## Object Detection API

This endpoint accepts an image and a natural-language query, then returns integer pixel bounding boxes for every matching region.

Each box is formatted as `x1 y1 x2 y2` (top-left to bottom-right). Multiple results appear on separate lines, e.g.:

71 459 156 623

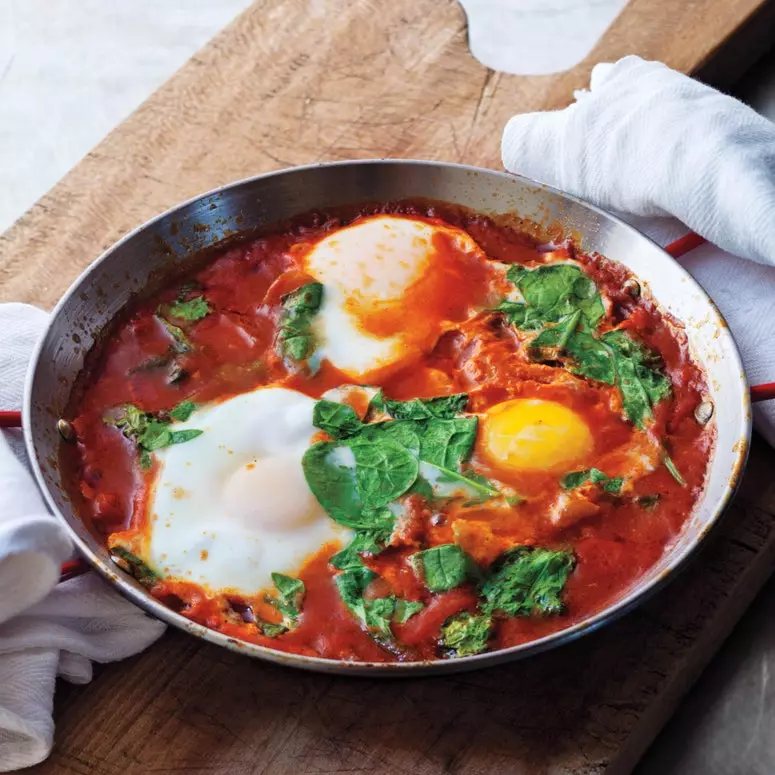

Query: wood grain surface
2 0 774 773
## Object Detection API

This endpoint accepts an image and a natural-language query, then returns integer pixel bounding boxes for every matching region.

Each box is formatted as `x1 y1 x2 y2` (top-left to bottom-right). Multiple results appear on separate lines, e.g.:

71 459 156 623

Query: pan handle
751 383 775 402
0 411 90 581
0 410 22 428
663 233 775 403
664 232 707 259
60 557 91 581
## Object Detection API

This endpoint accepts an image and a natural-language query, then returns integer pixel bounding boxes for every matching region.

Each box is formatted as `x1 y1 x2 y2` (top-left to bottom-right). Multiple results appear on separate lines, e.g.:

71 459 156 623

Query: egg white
303 214 484 380
146 387 351 596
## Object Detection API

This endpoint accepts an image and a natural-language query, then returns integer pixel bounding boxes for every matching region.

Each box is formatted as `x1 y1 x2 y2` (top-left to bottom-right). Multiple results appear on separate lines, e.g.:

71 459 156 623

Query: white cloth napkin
458 0 628 76
502 55 775 447
0 304 165 773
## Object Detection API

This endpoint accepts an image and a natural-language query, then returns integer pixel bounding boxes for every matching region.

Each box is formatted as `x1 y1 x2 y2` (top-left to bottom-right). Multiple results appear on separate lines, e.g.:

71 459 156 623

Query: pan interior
24 160 750 674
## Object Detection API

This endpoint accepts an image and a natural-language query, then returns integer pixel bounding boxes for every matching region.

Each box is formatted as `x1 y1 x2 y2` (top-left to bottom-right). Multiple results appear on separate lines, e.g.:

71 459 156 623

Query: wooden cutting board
3 1 775 772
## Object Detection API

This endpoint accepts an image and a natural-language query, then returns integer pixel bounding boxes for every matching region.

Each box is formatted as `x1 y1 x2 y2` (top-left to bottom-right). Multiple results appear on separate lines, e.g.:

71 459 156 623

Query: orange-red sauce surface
65 201 713 663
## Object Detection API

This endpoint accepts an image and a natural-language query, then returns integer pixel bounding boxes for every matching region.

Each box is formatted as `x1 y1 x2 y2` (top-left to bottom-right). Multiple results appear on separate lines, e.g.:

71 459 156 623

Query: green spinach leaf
269 572 305 625
105 403 148 438
500 264 616 384
302 441 402 533
110 547 158 586
139 449 152 470
418 417 478 469
481 547 575 617
565 330 615 383
408 475 435 501
168 296 211 321
356 508 396 534
529 310 582 354
496 299 545 330
302 442 364 526
662 450 686 487
169 400 197 422
414 544 472 592
364 596 397 639
277 282 324 363
506 264 605 327
256 573 305 639
259 622 288 638
140 423 202 451
139 420 173 451
419 462 500 503
329 530 387 570
382 393 469 420
313 399 364 439
165 429 202 445
601 330 672 427
357 420 422 454
561 467 623 494
334 566 381 629
393 599 425 624
156 316 192 353
304 407 497 527
349 438 419 510
500 266 671 427
105 403 203 468
440 612 491 657
334 568 422 640
304 393 495 547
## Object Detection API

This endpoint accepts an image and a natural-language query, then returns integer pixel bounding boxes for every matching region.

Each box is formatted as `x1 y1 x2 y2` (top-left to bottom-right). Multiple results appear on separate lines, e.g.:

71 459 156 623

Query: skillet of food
21 161 748 674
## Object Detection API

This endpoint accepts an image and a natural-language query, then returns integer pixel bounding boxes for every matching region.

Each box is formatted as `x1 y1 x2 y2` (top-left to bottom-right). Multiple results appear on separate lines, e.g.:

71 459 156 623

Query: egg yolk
481 398 593 473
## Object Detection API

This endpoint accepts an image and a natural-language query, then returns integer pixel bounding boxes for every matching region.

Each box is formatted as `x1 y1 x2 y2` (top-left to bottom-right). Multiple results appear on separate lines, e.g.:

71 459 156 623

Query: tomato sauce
63 200 713 662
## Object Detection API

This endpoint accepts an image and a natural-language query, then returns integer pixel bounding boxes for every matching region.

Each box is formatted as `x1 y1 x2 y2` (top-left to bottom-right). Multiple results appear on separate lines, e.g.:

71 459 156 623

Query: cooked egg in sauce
66 204 714 663
148 387 351 596
300 214 497 381
480 398 594 474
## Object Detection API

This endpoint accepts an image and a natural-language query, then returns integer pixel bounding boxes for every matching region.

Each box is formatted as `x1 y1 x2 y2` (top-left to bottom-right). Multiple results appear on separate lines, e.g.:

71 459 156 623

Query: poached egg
145 387 351 596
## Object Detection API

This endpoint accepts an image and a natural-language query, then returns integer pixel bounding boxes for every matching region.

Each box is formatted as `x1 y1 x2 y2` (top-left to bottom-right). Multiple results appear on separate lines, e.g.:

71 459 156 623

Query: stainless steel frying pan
10 160 754 675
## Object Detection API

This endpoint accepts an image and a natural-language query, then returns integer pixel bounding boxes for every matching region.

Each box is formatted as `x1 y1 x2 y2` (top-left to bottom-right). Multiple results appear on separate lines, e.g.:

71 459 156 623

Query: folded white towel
502 55 775 447
0 304 165 773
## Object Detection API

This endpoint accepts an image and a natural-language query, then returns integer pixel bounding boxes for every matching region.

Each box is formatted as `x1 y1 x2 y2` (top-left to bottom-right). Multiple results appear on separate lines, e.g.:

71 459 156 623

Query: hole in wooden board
456 0 630 75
